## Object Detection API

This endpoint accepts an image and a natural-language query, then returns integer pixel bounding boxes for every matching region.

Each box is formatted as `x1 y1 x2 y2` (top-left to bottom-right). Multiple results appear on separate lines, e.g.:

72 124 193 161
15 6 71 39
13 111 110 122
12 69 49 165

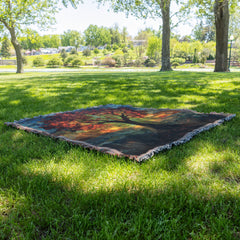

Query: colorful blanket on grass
5 105 235 162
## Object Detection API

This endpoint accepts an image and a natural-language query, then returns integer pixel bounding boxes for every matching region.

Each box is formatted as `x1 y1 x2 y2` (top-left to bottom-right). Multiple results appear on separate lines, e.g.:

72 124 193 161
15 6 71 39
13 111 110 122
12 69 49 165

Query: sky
40 1 195 37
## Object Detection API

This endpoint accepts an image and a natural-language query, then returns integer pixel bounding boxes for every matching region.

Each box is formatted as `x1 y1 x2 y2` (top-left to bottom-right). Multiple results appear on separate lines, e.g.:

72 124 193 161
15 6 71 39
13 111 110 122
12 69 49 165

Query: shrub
71 57 83 67
102 57 116 67
133 58 143 67
122 47 128 53
94 58 101 66
22 56 28 65
82 49 91 57
60 49 68 60
103 49 108 55
200 56 207 64
112 44 119 51
47 57 62 68
144 58 156 67
170 58 185 65
33 56 45 67
106 45 112 51
64 56 83 67
94 48 99 54
114 49 124 55
171 62 180 68
64 56 75 66
112 55 123 67
70 48 78 55
123 53 130 67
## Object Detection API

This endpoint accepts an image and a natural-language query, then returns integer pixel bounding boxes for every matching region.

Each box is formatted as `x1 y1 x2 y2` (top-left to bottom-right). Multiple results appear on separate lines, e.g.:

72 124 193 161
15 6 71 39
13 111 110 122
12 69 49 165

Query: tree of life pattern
15 105 229 157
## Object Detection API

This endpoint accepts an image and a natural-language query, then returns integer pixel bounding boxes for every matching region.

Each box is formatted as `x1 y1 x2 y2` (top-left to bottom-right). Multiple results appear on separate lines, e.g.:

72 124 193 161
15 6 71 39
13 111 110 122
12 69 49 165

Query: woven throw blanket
5 105 235 162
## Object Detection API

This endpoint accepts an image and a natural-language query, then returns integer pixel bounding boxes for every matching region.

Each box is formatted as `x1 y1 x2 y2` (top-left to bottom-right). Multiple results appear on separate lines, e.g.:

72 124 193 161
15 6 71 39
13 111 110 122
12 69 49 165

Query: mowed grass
0 71 239 239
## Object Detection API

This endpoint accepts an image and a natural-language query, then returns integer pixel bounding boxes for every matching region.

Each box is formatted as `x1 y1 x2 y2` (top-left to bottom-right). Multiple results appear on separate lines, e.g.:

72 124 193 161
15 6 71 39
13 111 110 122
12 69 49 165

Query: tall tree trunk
160 0 172 71
9 27 24 73
214 0 229 72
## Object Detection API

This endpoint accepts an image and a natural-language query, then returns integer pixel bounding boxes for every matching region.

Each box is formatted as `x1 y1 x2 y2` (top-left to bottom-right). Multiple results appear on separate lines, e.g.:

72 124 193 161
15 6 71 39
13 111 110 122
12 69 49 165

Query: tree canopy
96 0 184 71
84 25 111 47
0 0 83 73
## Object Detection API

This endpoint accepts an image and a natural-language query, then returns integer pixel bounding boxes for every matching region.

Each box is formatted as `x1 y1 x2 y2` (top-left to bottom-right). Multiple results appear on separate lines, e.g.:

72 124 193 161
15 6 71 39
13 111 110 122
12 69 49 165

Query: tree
41 34 62 48
214 0 229 72
0 0 82 73
20 29 42 51
61 30 83 49
84 25 111 47
109 24 121 45
146 36 162 63
1 36 11 59
229 5 240 40
193 21 215 42
96 0 177 71
0 0 60 73
121 27 129 44
134 28 154 44
188 0 239 72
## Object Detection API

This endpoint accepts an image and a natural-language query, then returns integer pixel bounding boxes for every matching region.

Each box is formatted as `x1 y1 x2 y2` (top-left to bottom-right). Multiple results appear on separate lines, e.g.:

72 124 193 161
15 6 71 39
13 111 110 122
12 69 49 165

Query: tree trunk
214 0 229 72
160 0 172 71
9 27 24 73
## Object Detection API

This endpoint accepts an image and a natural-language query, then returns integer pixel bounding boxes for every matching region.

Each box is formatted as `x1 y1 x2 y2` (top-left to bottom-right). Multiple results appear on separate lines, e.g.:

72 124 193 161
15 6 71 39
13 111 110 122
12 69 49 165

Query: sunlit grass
0 71 239 239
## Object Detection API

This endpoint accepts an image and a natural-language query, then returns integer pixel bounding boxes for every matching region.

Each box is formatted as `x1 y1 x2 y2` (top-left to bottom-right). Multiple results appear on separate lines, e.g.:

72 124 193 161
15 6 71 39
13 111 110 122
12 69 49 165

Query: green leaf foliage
0 0 60 31
0 36 11 59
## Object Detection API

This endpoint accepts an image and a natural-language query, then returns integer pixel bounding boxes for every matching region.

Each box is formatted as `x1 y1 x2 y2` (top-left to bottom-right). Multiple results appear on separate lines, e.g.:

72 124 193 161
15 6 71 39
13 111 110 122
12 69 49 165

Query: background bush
171 62 180 68
82 49 91 57
71 57 83 67
112 55 123 67
64 56 75 66
102 57 116 67
133 58 144 67
70 48 78 55
33 56 45 67
170 58 186 65
94 48 100 54
47 57 63 68
22 56 28 65
60 49 68 60
144 58 156 67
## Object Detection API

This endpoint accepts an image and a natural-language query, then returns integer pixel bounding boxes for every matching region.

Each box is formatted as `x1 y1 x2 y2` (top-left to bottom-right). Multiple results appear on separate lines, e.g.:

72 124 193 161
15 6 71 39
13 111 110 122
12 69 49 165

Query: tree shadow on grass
1 71 239 169
1 141 240 239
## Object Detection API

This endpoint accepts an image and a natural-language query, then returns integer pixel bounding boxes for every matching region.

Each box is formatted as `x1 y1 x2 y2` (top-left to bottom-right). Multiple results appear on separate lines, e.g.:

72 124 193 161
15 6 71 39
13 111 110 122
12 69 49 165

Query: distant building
132 40 147 47
58 46 75 53
39 48 58 54
78 45 89 52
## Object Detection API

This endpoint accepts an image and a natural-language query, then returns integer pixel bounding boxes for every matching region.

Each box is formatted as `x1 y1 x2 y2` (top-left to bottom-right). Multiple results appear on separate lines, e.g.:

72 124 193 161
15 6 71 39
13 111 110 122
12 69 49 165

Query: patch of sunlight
151 89 162 93
0 194 11 220
138 95 152 101
206 180 240 197
88 162 142 190
9 100 21 105
187 144 220 175
105 95 117 102
11 131 24 141
181 95 206 103
84 100 100 107
22 160 87 191
0 190 27 221
22 159 145 193
209 79 237 86
187 154 210 173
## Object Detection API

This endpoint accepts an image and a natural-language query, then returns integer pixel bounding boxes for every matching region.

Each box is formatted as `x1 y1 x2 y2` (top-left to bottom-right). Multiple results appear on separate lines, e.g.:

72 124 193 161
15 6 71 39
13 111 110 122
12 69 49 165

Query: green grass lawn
0 71 239 239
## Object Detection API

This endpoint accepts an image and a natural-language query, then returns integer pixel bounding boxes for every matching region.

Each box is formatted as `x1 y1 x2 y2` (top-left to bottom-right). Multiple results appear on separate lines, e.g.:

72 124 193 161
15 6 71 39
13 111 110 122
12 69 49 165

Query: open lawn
0 71 239 239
